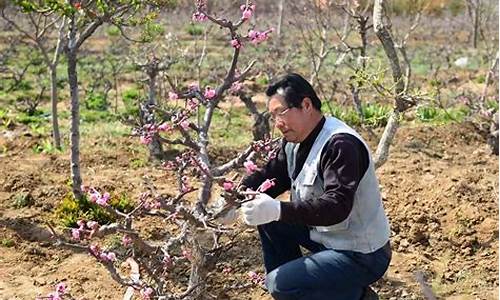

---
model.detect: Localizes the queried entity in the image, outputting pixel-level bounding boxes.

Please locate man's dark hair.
[265,73,322,111]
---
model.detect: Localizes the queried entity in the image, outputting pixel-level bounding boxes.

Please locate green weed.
[13,192,34,208]
[1,238,15,248]
[186,24,204,36]
[33,139,63,154]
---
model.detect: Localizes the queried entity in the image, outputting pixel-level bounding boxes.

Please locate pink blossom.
[140,287,154,299]
[204,87,216,100]
[230,81,242,93]
[231,38,242,49]
[122,235,133,247]
[240,4,256,20]
[140,135,152,145]
[181,184,191,193]
[107,252,117,261]
[223,181,234,191]
[87,221,99,230]
[89,244,100,256]
[192,11,207,22]
[248,28,274,45]
[158,122,171,132]
[77,219,86,229]
[162,161,176,170]
[55,282,67,295]
[89,193,98,203]
[48,292,62,300]
[168,91,178,100]
[152,201,161,209]
[243,160,258,174]
[180,120,190,130]
[248,30,258,39]
[80,184,88,192]
[100,252,109,261]
[71,228,80,241]
[96,197,109,207]
[247,270,265,285]
[222,266,232,274]
[242,9,253,20]
[258,179,275,192]
[102,192,110,202]
[188,98,199,110]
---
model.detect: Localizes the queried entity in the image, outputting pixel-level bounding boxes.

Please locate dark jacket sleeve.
[241,139,291,198]
[279,133,369,226]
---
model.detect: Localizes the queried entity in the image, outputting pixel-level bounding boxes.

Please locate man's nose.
[275,119,286,130]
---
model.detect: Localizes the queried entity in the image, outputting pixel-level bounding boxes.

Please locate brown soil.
[0,122,497,300]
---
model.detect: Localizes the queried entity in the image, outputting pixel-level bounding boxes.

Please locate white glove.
[241,193,281,226]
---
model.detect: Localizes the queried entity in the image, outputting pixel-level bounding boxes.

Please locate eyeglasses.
[269,107,291,123]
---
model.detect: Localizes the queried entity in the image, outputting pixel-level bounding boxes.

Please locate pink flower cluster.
[87,189,110,207]
[140,287,154,300]
[139,122,172,145]
[257,179,275,193]
[223,180,235,192]
[122,234,133,247]
[35,282,68,300]
[243,160,258,174]
[252,138,279,161]
[230,38,242,49]
[71,219,100,241]
[248,28,274,45]
[248,271,265,285]
[204,87,216,100]
[168,91,179,100]
[240,3,256,20]
[89,244,117,263]
[192,11,207,22]
[230,81,243,94]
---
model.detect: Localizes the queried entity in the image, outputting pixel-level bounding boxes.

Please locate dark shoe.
[361,286,379,300]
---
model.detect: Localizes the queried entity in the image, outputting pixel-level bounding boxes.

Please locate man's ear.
[302,97,313,111]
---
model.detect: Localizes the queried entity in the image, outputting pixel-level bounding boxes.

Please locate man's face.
[268,95,309,143]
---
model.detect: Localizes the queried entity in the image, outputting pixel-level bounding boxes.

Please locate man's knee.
[266,268,303,299]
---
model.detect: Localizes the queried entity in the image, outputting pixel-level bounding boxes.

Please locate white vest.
[285,117,390,254]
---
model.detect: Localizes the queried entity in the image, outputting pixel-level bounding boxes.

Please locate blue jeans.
[258,221,391,300]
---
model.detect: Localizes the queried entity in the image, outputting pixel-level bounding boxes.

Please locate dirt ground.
[0,122,498,300]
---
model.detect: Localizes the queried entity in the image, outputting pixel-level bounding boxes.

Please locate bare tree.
[1,6,66,149]
[372,0,418,168]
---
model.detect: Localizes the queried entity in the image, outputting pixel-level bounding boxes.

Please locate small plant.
[55,193,116,228]
[33,139,63,154]
[84,92,109,111]
[1,238,15,248]
[15,111,48,125]
[121,87,142,118]
[416,105,439,122]
[185,23,204,36]
[13,192,34,208]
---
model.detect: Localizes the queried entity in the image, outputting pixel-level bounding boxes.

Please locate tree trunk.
[145,68,164,161]
[372,0,406,169]
[239,92,270,140]
[276,0,284,45]
[473,0,480,48]
[50,66,61,149]
[67,45,83,199]
[187,232,210,300]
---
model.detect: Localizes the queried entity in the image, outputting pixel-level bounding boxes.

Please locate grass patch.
[55,192,134,228]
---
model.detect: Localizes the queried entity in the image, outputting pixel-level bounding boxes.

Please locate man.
[240,73,391,300]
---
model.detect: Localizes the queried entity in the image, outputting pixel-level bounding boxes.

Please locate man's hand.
[241,193,281,226]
